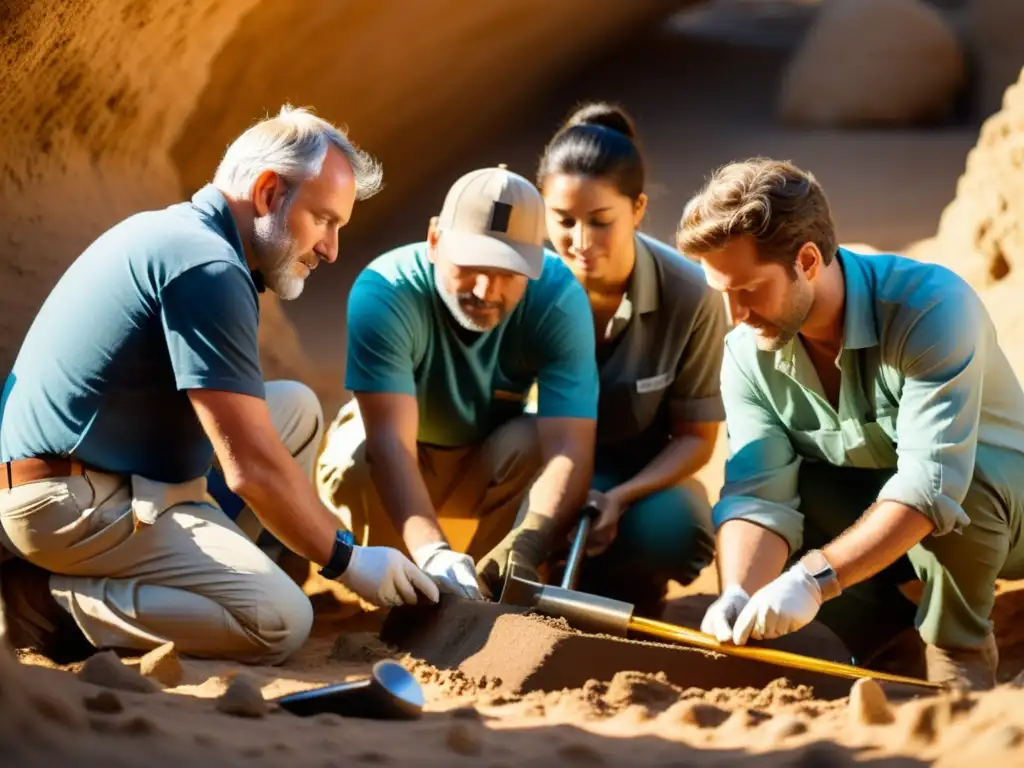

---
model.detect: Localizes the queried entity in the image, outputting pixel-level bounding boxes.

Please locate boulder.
[777,0,965,127]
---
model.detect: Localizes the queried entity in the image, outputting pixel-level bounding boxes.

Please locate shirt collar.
[632,234,660,315]
[773,247,878,376]
[190,185,264,292]
[837,247,878,350]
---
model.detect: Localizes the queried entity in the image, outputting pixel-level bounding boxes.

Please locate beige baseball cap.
[434,165,546,280]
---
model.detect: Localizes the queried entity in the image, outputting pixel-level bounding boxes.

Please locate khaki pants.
[0,381,322,664]
[315,399,543,560]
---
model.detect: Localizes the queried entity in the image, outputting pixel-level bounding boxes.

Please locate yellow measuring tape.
[628,615,942,690]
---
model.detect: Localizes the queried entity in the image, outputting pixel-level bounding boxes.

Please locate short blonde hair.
[676,158,837,274]
[213,104,383,201]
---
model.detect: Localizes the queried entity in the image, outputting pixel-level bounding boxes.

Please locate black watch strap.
[318,529,356,581]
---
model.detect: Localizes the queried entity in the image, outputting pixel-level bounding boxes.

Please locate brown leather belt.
[2,457,86,491]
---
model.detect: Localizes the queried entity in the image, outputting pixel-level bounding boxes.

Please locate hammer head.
[498,552,633,637]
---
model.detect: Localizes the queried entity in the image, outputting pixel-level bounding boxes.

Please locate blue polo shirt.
[345,242,598,446]
[0,185,265,483]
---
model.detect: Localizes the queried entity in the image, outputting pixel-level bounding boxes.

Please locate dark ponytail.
[537,102,645,201]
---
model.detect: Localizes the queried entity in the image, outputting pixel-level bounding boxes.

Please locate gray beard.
[434,270,490,333]
[252,205,304,301]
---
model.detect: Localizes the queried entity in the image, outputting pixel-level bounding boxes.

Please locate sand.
[5,1,1024,766]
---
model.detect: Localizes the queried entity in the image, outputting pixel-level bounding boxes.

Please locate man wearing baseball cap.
[316,165,598,600]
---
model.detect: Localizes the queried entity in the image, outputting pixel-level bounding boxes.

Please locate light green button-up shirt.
[714,248,1024,553]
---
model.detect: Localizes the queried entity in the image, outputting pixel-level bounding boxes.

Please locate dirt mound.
[910,66,1024,380]
[378,594,916,702]
[777,0,964,127]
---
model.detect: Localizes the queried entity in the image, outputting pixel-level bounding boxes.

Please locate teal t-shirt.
[0,185,265,483]
[345,243,598,446]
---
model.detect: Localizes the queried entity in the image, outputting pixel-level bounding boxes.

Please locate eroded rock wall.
[0,0,681,391]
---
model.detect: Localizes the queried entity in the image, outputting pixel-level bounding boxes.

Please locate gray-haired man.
[0,106,438,665]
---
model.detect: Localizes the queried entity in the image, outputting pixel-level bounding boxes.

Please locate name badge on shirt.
[636,372,672,394]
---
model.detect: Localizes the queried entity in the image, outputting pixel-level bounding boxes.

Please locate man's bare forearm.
[365,435,444,554]
[525,441,593,534]
[230,444,338,566]
[717,519,789,594]
[822,500,934,589]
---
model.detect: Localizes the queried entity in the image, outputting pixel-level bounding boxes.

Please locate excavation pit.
[381,595,932,702]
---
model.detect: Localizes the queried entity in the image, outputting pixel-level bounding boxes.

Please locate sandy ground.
[8,2,1024,766]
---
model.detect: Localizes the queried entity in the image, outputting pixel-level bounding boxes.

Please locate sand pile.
[910,64,1024,380]
[379,594,907,702]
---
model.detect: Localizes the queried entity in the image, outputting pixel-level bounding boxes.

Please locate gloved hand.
[338,545,440,607]
[476,512,554,599]
[731,563,822,645]
[700,584,750,643]
[584,490,625,557]
[413,541,484,601]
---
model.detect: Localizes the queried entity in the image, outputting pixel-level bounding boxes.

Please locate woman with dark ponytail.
[537,102,727,616]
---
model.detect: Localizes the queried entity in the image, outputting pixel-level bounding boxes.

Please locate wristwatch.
[318,529,356,581]
[799,549,842,601]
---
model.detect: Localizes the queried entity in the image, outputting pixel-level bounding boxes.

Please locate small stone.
[139,642,182,687]
[83,691,123,714]
[445,722,482,756]
[848,678,894,725]
[215,673,267,718]
[78,651,157,694]
[662,700,731,729]
[762,715,809,743]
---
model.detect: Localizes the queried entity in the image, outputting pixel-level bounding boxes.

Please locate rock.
[138,642,183,687]
[83,691,123,714]
[661,700,731,729]
[215,674,268,718]
[848,678,894,725]
[77,651,158,694]
[761,715,809,744]
[777,0,964,127]
[445,722,482,756]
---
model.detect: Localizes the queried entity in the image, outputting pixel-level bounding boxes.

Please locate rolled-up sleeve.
[669,287,728,424]
[876,296,983,535]
[713,341,805,553]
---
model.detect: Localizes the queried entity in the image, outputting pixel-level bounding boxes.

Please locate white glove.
[700,584,751,643]
[338,545,440,607]
[732,563,822,645]
[412,542,484,601]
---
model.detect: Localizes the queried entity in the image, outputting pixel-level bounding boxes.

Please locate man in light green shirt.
[676,157,1024,690]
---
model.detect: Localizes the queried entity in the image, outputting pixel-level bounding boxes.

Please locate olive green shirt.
[595,234,728,450]
[715,248,1024,553]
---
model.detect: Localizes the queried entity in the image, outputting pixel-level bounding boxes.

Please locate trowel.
[274,659,425,719]
[500,506,942,690]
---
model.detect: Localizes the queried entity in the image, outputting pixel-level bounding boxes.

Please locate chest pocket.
[788,417,897,469]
